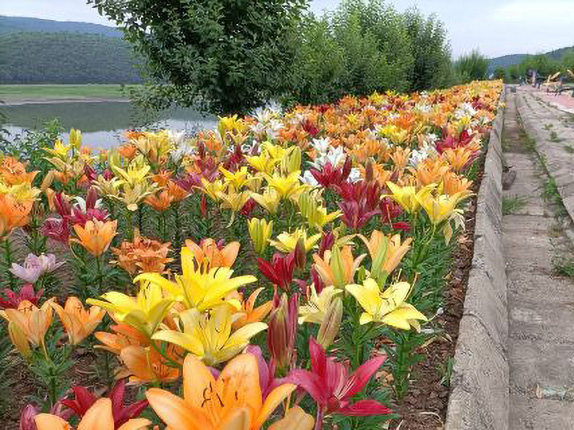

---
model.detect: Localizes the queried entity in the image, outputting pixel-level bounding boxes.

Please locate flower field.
[0,80,502,430]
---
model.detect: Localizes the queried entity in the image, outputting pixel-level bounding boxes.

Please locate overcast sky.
[1,0,573,58]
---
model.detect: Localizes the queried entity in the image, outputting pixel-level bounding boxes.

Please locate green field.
[0,84,137,101]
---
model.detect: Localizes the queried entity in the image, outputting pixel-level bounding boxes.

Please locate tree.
[88,0,306,114]
[493,66,507,81]
[403,8,453,91]
[454,50,489,83]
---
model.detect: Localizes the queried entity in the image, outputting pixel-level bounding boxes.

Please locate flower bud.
[267,293,298,371]
[293,238,306,270]
[317,297,343,349]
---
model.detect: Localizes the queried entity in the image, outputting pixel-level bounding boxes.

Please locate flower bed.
[0,80,503,430]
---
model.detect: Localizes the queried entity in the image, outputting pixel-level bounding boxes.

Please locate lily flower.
[0,194,34,238]
[270,228,321,253]
[269,406,315,430]
[298,286,341,325]
[94,323,149,355]
[286,338,390,424]
[120,344,181,384]
[144,190,174,212]
[35,398,150,430]
[111,234,173,276]
[257,252,296,293]
[0,284,43,310]
[265,171,306,200]
[146,353,296,430]
[52,297,105,345]
[248,218,273,256]
[152,304,267,366]
[416,190,463,225]
[312,246,366,289]
[267,293,298,370]
[386,182,434,213]
[71,220,117,256]
[359,231,412,281]
[87,281,173,338]
[135,247,256,311]
[61,379,148,428]
[231,287,273,330]
[1,299,54,350]
[10,253,64,284]
[251,188,281,214]
[345,278,427,329]
[185,238,240,271]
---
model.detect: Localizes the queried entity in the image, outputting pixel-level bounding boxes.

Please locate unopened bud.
[317,297,343,349]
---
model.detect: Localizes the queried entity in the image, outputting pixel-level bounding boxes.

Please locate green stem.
[3,238,17,289]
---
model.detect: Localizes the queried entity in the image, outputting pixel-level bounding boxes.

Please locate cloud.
[491,0,574,23]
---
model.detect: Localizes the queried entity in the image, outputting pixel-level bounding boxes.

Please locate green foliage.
[88,0,307,115]
[0,32,142,84]
[454,50,489,83]
[403,8,453,91]
[493,66,507,81]
[518,53,560,78]
[287,1,452,105]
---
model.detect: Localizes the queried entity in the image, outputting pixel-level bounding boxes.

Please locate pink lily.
[0,284,43,309]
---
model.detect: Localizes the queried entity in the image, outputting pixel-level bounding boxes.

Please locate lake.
[1,101,217,149]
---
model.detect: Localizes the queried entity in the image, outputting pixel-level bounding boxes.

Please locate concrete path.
[503,91,574,428]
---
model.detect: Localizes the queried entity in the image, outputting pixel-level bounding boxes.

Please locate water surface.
[2,101,217,149]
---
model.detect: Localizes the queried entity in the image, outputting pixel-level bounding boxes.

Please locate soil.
[387,163,482,430]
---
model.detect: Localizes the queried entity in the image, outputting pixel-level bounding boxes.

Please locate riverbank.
[0,84,133,104]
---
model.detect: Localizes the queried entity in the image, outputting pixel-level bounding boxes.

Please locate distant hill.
[0,16,142,84]
[489,46,574,72]
[0,16,122,37]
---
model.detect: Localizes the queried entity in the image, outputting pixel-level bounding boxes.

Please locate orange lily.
[35,397,150,430]
[231,287,273,330]
[0,156,38,185]
[360,230,412,280]
[0,299,54,352]
[0,194,34,237]
[185,238,240,271]
[120,344,181,384]
[312,245,366,289]
[146,353,296,430]
[145,190,174,212]
[72,220,117,256]
[112,234,173,276]
[52,297,105,345]
[95,323,149,355]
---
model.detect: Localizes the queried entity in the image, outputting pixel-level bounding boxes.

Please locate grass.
[502,196,527,215]
[564,145,574,153]
[553,256,574,277]
[0,84,138,100]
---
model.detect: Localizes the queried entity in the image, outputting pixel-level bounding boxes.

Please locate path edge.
[445,87,509,430]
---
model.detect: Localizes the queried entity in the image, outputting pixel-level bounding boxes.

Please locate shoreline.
[2,97,130,106]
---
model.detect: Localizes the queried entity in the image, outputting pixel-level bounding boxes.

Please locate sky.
[1,0,573,58]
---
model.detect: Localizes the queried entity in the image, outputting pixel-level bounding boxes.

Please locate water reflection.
[1,101,217,148]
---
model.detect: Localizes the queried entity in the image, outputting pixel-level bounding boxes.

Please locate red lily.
[41,218,70,243]
[0,284,43,309]
[286,338,390,428]
[310,159,351,189]
[339,200,379,230]
[379,197,403,224]
[435,128,473,153]
[61,379,148,428]
[317,231,335,259]
[257,252,296,292]
[335,180,381,213]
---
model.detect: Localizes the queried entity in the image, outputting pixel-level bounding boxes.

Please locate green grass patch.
[502,196,527,215]
[564,145,574,153]
[0,84,138,100]
[553,256,574,278]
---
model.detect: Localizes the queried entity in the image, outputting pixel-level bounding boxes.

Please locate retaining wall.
[445,87,508,430]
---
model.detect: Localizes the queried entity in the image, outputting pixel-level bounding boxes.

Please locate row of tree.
[89,0,463,114]
[494,50,574,83]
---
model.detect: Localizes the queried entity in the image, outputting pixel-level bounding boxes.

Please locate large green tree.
[88,0,306,114]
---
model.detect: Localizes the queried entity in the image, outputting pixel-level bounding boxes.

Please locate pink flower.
[61,379,148,428]
[267,293,298,370]
[286,338,390,426]
[257,252,296,293]
[10,253,64,284]
[41,218,70,243]
[0,284,43,309]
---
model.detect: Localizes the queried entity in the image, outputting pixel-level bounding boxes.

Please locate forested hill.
[489,46,574,72]
[0,16,122,37]
[0,16,142,84]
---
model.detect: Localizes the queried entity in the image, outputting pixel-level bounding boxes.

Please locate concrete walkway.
[503,91,574,428]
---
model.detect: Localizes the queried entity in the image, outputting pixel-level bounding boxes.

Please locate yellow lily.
[217,186,251,213]
[220,166,251,189]
[110,155,152,187]
[250,188,281,214]
[269,407,314,430]
[248,218,273,255]
[298,286,341,324]
[146,352,296,430]
[386,182,434,213]
[270,228,321,253]
[135,247,256,311]
[298,191,340,230]
[152,305,267,366]
[44,139,70,158]
[201,178,226,202]
[346,278,427,330]
[265,171,306,200]
[87,280,173,338]
[246,151,278,174]
[416,191,463,225]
